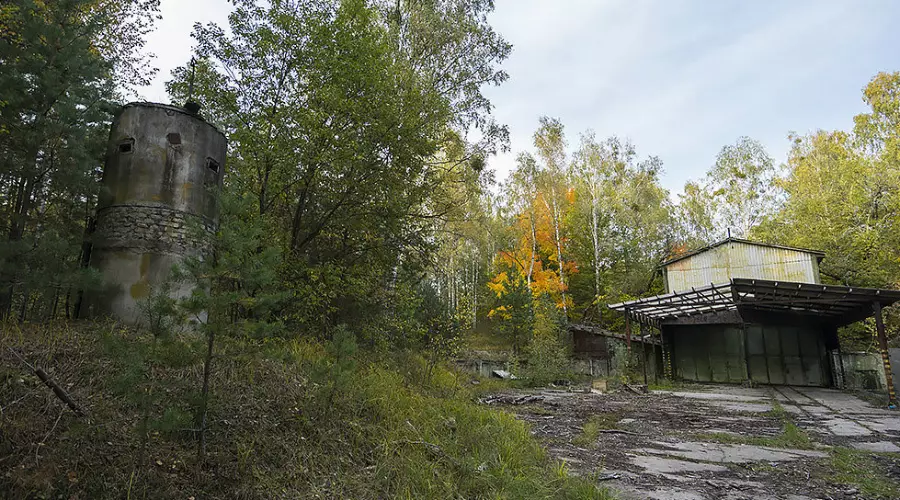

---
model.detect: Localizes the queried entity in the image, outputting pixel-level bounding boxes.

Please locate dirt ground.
[481,384,900,500]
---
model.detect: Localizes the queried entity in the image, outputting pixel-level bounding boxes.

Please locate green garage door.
[745,325,827,387]
[671,325,747,383]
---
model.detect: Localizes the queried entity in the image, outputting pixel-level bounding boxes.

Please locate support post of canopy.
[652,325,659,384]
[640,322,648,386]
[624,308,632,351]
[873,302,897,408]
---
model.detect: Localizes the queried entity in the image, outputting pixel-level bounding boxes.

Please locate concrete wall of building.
[836,352,889,391]
[81,103,226,323]
[664,240,820,293]
[891,348,900,398]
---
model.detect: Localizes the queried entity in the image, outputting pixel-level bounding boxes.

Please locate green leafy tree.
[487,270,534,355]
[0,0,159,318]
[166,0,509,337]
[753,72,900,346]
[707,137,779,237]
[176,190,287,458]
[675,180,717,247]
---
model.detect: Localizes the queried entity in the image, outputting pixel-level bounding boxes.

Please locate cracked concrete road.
[484,384,900,499]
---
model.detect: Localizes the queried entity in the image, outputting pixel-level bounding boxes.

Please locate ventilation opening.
[206,157,220,174]
[166,133,182,145]
[118,138,134,154]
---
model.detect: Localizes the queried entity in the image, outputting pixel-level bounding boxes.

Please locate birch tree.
[533,117,571,318]
[572,134,635,307]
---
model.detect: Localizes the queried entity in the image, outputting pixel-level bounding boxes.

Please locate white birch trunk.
[544,192,567,319]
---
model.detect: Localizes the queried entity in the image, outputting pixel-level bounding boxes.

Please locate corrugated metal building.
[663,238,823,293]
[609,239,899,401]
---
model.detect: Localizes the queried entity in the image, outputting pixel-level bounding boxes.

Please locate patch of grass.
[696,401,814,449]
[1,321,613,499]
[463,322,514,353]
[524,405,556,416]
[573,413,621,448]
[829,447,900,499]
[648,378,682,391]
[695,428,813,450]
[766,400,790,419]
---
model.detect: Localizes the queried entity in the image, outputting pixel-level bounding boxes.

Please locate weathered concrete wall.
[891,348,900,398]
[81,103,226,323]
[839,352,888,391]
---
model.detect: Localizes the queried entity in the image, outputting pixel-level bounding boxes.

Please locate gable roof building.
[662,237,824,293]
[608,238,898,404]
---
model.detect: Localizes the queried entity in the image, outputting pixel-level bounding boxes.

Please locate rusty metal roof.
[661,238,825,267]
[569,323,661,345]
[608,278,900,328]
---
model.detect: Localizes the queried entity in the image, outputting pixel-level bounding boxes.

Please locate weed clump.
[573,413,621,448]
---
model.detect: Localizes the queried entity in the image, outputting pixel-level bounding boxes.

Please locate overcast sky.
[138,0,900,194]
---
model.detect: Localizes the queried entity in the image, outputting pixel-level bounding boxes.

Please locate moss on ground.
[1,321,611,499]
[695,401,814,450]
[829,447,900,499]
[695,399,899,498]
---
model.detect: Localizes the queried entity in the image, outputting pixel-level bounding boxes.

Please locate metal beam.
[873,302,897,408]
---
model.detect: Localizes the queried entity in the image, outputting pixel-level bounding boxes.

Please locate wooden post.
[653,327,659,384]
[741,322,752,384]
[640,323,648,386]
[624,309,632,351]
[873,302,897,407]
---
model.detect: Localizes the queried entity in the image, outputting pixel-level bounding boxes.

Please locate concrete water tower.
[80,102,226,323]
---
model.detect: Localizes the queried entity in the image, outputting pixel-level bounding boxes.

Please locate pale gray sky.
[138,0,900,194]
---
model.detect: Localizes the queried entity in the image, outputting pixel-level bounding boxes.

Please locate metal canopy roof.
[608,278,900,328]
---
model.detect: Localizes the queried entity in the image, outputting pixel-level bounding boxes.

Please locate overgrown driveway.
[483,384,900,499]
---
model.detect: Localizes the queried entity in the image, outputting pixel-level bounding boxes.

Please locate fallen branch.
[479,394,545,406]
[623,384,647,395]
[8,348,86,417]
[597,429,639,436]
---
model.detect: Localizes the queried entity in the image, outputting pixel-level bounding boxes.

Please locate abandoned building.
[606,238,899,403]
[79,102,226,324]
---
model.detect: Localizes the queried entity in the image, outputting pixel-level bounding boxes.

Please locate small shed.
[609,238,899,405]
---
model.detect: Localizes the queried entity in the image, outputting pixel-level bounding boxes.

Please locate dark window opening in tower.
[118,138,135,154]
[206,157,220,174]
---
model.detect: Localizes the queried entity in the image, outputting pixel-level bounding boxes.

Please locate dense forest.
[3,0,899,352]
[2,0,900,498]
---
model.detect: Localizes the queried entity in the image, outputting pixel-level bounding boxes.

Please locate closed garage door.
[671,325,747,383]
[670,324,828,386]
[745,325,827,386]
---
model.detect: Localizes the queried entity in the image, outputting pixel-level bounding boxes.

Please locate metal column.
[873,302,897,408]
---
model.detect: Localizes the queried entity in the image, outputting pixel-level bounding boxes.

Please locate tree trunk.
[545,193,567,319]
[527,209,536,286]
[590,187,602,318]
[197,327,216,461]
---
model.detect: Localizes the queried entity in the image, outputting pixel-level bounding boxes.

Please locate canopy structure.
[608,278,900,329]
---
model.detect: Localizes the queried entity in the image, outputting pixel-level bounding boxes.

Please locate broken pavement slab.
[821,417,873,437]
[850,440,900,452]
[627,453,729,474]
[705,400,773,413]
[652,390,769,403]
[636,441,827,464]
[491,384,900,500]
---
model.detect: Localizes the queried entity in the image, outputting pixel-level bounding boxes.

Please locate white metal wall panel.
[665,241,819,293]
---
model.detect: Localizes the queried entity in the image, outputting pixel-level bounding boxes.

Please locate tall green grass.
[1,321,612,499]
